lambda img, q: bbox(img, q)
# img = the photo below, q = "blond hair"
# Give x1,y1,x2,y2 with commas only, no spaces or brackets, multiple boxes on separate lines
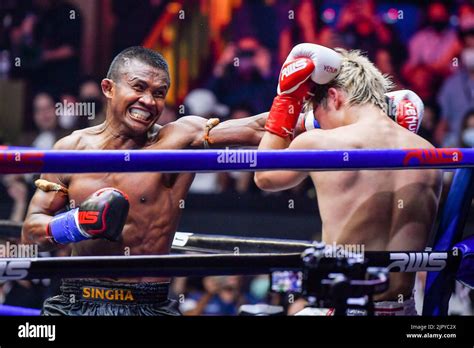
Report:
311,48,393,112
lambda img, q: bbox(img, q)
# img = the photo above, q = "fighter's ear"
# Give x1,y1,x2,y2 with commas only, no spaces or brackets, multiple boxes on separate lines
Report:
326,87,342,110
101,78,114,99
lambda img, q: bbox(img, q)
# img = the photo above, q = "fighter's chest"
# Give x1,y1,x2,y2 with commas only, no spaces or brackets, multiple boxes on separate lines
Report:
66,173,167,205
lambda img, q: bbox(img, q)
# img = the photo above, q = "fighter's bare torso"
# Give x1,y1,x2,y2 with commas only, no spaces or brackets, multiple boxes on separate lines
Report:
307,116,442,299
22,112,265,283
48,122,196,282
63,126,193,257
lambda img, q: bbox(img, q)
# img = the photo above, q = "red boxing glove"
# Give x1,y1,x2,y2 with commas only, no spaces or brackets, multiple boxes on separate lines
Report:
385,90,424,133
265,44,342,138
265,58,315,138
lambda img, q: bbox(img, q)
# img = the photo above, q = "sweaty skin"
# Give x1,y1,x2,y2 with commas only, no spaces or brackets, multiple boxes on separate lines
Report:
22,59,265,283
256,103,442,301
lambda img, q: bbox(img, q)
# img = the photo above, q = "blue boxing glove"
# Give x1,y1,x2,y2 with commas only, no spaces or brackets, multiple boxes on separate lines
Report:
48,188,129,244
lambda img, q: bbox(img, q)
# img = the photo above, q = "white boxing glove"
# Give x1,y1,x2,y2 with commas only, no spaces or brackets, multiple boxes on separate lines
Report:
284,43,342,86
385,89,424,133
266,43,341,138
301,89,424,134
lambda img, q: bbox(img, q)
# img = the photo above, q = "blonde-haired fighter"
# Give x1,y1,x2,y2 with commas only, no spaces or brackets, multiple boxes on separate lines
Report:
255,45,442,315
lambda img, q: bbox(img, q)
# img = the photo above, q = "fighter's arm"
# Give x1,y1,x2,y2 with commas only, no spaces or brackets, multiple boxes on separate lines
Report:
254,131,315,192
203,113,267,148
21,138,74,251
157,44,342,149
154,113,267,149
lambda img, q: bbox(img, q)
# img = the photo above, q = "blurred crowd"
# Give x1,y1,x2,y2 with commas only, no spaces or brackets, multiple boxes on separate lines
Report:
1,0,474,315
2,0,474,200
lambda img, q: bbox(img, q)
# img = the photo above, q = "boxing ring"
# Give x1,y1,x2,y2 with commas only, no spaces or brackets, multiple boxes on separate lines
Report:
0,147,473,315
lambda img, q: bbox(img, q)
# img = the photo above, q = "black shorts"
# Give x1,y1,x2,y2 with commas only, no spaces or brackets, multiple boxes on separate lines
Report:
41,279,181,316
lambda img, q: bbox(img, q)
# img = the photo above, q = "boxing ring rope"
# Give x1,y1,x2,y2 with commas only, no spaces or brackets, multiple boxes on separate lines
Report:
171,232,315,253
0,304,40,316
1,223,465,278
0,148,470,174
0,222,465,268
0,248,465,280
0,253,302,279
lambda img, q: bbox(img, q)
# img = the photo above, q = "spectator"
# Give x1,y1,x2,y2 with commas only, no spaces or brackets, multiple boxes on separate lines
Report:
278,0,318,64
248,275,270,304
78,77,106,127
403,1,461,81
10,0,82,95
57,93,80,130
20,91,66,148
184,88,228,194
459,3,474,32
184,88,228,119
374,47,405,89
183,276,248,316
15,92,66,212
336,0,400,61
0,280,47,309
229,0,279,51
1,175,28,223
218,105,257,194
459,109,474,147
436,24,474,146
317,25,343,49
405,64,440,104
207,37,275,114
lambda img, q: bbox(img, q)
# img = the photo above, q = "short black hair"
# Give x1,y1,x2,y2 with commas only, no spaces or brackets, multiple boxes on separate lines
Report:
106,46,170,84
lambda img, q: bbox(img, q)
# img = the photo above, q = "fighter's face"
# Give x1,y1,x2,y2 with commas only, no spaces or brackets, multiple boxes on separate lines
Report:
107,59,169,135
312,87,346,129
312,103,333,128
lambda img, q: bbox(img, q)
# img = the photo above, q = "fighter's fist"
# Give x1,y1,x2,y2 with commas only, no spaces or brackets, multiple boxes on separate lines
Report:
48,188,129,244
266,44,342,138
77,188,129,241
385,90,424,133
301,89,424,135
277,57,315,99
284,43,342,85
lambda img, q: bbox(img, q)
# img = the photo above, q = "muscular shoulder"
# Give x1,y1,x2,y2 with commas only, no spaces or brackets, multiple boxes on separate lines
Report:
408,131,436,149
154,116,207,149
53,125,103,150
388,120,435,149
53,131,81,150
160,116,206,133
291,128,358,150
